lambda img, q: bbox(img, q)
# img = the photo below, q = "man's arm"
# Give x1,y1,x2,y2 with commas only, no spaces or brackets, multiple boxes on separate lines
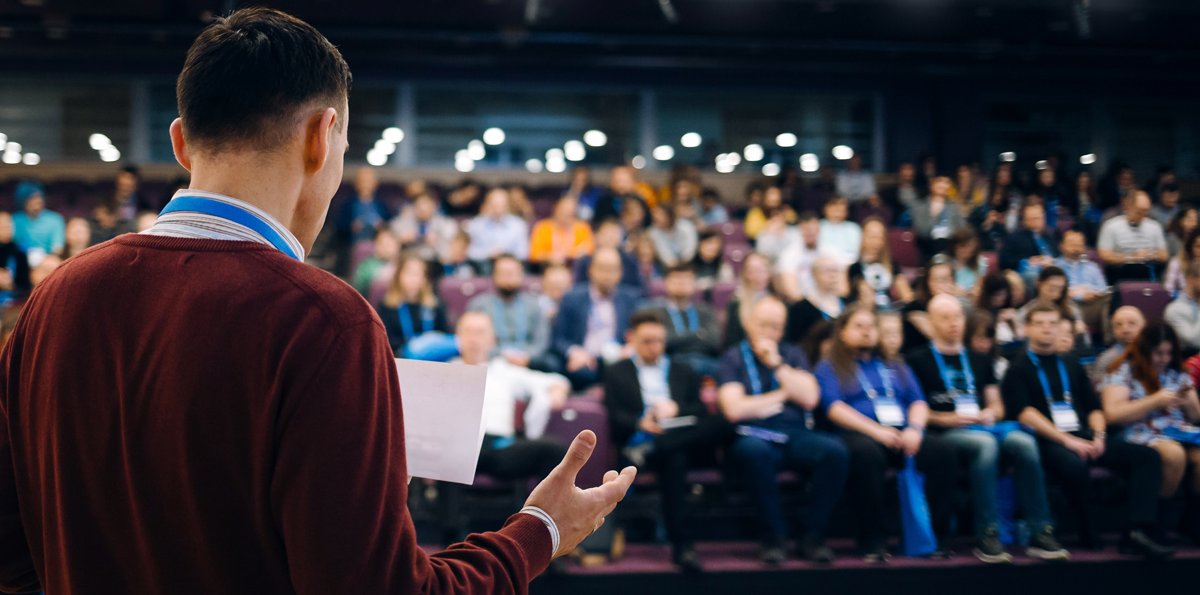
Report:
717,382,788,423
1165,303,1200,349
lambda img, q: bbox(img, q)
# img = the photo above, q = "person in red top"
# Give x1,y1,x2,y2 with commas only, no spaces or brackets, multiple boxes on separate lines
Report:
0,8,634,594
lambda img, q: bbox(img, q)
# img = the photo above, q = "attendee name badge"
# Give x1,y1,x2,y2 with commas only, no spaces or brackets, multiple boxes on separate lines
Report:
931,224,950,240
953,393,981,418
874,397,906,427
1050,402,1080,432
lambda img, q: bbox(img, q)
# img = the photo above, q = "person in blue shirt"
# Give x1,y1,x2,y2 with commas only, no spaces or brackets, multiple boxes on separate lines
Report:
335,167,391,275
816,304,957,562
11,181,65,261
717,294,849,565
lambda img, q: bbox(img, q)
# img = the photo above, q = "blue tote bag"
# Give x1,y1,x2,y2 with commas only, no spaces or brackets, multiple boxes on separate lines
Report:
897,456,938,557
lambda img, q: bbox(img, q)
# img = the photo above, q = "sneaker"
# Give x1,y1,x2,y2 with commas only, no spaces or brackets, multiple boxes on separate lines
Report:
973,527,1012,564
798,534,835,564
1026,527,1071,562
673,543,703,574
760,539,787,565
929,535,954,560
1117,529,1175,560
860,538,891,564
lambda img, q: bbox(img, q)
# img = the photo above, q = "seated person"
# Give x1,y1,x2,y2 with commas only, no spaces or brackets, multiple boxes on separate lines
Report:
441,229,478,279
849,217,912,307
0,213,31,299
552,248,640,389
1000,202,1058,285
390,191,459,262
754,205,800,264
974,270,1023,352
648,204,699,268
466,188,530,268
691,229,735,291
724,252,774,349
718,295,849,564
1056,229,1109,339
1097,190,1169,283
538,263,573,320
1001,303,1173,558
646,265,721,378
467,254,551,369
604,311,733,572
786,256,845,346
629,229,662,284
817,305,958,561
698,188,729,227
1164,228,1200,295
89,201,133,246
948,229,987,299
351,229,399,296
12,181,65,261
376,253,450,356
1015,267,1089,347
901,258,958,354
574,218,643,293
744,186,793,240
777,211,828,302
817,195,862,268
1166,260,1200,356
907,296,1069,563
1091,306,1145,386
877,311,904,361
529,195,594,265
911,176,969,260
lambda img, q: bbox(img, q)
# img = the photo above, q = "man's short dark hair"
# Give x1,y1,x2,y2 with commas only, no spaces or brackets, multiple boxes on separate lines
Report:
120,165,140,177
1024,301,1062,323
664,263,694,277
1162,183,1180,194
629,309,666,331
798,210,820,223
177,7,352,154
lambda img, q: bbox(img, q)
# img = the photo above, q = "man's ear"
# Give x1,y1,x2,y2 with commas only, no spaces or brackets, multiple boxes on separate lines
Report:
169,119,191,172
303,107,338,174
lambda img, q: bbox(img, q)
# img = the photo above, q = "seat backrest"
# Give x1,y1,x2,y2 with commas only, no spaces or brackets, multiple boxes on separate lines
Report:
349,240,376,276
720,221,746,245
439,277,494,326
1118,281,1171,321
723,243,752,276
367,264,395,308
542,397,613,489
889,228,918,268
647,279,667,299
710,281,738,313
980,251,998,274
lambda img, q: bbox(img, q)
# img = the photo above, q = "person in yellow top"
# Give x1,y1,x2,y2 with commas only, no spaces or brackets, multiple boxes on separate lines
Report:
529,195,595,264
743,186,796,239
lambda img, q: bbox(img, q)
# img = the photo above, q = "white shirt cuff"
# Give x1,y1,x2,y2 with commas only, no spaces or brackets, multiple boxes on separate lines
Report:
519,505,560,557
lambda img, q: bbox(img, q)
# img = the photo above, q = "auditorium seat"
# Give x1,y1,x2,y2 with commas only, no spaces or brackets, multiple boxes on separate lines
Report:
439,277,494,326
710,281,737,313
349,240,376,275
367,264,395,307
889,228,918,268
981,251,998,274
1118,281,1171,320
719,221,746,246
544,397,613,489
723,243,751,276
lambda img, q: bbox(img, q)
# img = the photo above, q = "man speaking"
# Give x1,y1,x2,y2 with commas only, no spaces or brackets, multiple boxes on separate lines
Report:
0,8,635,594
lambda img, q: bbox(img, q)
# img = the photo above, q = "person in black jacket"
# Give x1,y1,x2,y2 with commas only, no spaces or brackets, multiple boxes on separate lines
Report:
1000,201,1058,283
646,264,722,377
603,310,732,572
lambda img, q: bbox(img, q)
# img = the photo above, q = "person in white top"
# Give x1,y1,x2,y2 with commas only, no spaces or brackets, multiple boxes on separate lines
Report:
1164,260,1200,353
778,211,837,302
836,155,877,203
817,195,862,269
466,188,530,264
1097,191,1169,283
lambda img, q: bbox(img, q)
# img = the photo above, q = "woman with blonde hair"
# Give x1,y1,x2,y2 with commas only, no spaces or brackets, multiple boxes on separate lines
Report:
376,253,449,356
723,251,777,349
849,217,912,307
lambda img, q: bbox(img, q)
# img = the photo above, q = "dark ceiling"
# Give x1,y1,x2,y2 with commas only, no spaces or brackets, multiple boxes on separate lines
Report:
1,1,1198,83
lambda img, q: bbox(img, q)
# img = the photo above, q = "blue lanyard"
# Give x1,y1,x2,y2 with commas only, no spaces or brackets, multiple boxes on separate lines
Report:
1028,351,1071,403
668,305,699,334
855,359,895,400
493,296,528,347
160,196,300,261
1033,235,1051,256
932,348,975,397
740,341,779,395
398,304,434,340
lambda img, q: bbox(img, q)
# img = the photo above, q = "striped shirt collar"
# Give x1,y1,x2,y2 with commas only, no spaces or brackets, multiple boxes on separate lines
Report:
141,189,305,260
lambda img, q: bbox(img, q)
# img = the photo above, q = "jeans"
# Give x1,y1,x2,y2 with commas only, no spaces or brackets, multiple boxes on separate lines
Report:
729,427,849,542
941,428,1053,537
670,352,721,379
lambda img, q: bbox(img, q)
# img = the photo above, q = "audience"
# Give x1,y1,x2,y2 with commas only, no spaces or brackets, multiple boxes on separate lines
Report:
89,202,132,245
1097,190,1168,282
646,265,722,378
786,256,845,346
718,294,848,564
377,253,450,356
552,248,639,389
777,211,828,302
0,213,31,298
947,229,986,298
1091,306,1146,386
466,188,530,266
691,229,734,290
849,217,912,307
12,181,65,262
697,188,730,227
351,229,400,295
538,263,573,320
1165,228,1200,295
391,191,459,262
901,259,957,353
836,155,876,204
1000,202,1059,284
574,218,643,292
911,176,968,260
1164,204,1196,258
648,204,698,268
529,195,594,265
604,310,732,571
60,218,91,260
817,195,861,268
467,254,551,369
1164,260,1200,354
724,252,774,349
335,167,390,257
441,229,476,279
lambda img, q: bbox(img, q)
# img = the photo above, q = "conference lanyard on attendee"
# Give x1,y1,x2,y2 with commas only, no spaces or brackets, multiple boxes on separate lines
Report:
398,304,434,340
1033,234,1051,256
1029,351,1071,403
493,296,527,345
668,305,700,334
740,340,779,395
159,196,300,261
858,359,904,426
932,349,975,398
856,360,895,401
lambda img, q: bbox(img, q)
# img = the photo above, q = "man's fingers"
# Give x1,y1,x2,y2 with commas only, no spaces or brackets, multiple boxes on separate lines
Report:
602,469,619,484
591,467,637,504
552,430,596,482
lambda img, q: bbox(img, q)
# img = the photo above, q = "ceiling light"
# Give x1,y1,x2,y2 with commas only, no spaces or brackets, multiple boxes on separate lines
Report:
652,145,675,161
2,152,19,165
546,148,565,162
680,132,702,148
382,127,405,143
775,133,797,147
366,150,387,166
744,144,764,162
832,145,854,160
22,153,39,165
1080,153,1097,165
374,139,396,155
467,140,486,161
762,163,781,176
583,130,607,147
631,155,647,169
88,134,110,151
525,159,544,173
546,159,566,173
99,146,121,162
564,140,586,162
0,133,7,146
5,142,21,154
483,127,506,146
1000,152,1017,162
800,153,820,173
1035,160,1049,170
725,152,741,166
455,158,476,173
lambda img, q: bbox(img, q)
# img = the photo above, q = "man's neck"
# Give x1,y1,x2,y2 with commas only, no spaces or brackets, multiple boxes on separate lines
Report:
187,157,305,244
932,339,963,354
592,284,614,299
25,210,41,220
669,296,691,310
1030,343,1056,356
461,353,489,366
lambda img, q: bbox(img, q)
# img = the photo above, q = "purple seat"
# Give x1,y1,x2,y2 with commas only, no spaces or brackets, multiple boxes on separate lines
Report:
367,265,395,308
1118,281,1170,321
532,199,556,221
889,228,918,269
439,277,494,326
349,240,376,276
543,397,613,489
723,243,752,277
521,276,543,294
719,221,746,245
980,251,998,275
648,279,667,299
711,281,738,313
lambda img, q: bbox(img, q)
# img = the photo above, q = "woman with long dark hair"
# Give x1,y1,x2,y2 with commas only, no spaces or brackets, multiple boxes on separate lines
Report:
1015,266,1088,345
1165,227,1200,295
1101,322,1200,543
974,270,1021,349
814,305,957,560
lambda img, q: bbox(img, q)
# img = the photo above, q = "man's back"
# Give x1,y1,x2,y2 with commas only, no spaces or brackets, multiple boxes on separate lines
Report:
0,234,550,594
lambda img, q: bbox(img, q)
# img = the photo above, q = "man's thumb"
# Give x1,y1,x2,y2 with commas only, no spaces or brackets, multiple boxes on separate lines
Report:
555,430,596,480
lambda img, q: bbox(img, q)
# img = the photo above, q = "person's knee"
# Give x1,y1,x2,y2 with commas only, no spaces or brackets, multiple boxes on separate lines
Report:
817,435,850,469
1003,430,1040,462
731,437,775,471
845,436,887,468
1156,440,1186,474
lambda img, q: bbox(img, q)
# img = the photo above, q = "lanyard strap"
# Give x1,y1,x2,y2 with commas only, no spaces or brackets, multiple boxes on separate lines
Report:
1029,351,1071,403
1033,234,1051,256
398,304,433,340
856,359,895,400
931,348,975,397
160,196,300,261
493,296,527,346
741,341,779,396
668,305,699,334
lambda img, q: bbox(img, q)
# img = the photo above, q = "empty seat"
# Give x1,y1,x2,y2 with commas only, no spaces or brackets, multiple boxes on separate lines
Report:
723,243,752,276
719,221,746,245
543,397,613,489
1118,281,1171,321
889,228,918,268
439,277,494,326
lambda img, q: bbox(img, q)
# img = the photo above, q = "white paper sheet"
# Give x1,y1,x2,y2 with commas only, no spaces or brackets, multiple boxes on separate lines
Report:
395,358,489,485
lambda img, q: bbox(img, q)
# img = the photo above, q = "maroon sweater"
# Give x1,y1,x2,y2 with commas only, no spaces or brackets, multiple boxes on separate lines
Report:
0,235,551,594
